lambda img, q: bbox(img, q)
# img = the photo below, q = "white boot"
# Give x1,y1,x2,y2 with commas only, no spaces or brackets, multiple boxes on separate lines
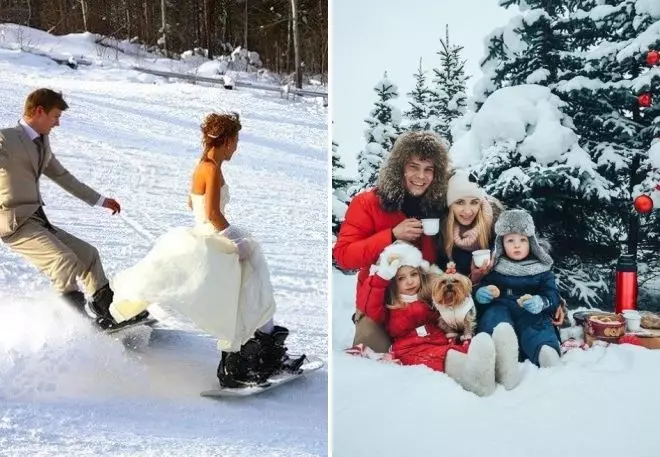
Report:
445,333,496,397
538,345,561,368
492,323,522,390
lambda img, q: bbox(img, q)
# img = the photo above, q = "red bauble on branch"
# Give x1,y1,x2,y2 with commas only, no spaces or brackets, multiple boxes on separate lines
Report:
647,50,660,66
634,194,654,214
638,93,652,107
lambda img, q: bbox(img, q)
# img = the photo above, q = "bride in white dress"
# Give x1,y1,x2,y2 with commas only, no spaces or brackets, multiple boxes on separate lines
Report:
109,112,303,387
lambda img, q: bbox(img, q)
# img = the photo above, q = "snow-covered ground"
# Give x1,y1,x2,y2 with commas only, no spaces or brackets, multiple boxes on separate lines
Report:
0,28,327,456
332,270,660,457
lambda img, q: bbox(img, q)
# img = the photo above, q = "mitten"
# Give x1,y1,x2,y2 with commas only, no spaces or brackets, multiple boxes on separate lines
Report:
376,258,400,281
521,295,545,314
475,286,494,304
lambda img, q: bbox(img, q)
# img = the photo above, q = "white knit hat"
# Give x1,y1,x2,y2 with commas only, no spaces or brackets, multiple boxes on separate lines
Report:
370,241,431,275
446,171,484,206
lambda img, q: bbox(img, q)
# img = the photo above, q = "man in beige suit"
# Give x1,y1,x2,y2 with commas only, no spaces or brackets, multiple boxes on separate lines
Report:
0,88,147,329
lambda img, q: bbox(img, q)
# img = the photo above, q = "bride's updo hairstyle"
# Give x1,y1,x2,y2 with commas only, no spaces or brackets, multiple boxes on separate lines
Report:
200,111,242,152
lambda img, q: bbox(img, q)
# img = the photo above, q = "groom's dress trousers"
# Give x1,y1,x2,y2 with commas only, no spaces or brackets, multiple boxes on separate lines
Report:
0,122,108,294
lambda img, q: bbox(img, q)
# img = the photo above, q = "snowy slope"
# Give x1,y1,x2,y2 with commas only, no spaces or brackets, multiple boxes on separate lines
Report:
0,29,327,456
332,270,660,457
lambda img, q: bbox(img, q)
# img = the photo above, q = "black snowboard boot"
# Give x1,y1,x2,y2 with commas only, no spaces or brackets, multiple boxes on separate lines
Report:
217,347,261,388
216,326,306,388
253,325,306,382
61,290,90,317
90,284,151,330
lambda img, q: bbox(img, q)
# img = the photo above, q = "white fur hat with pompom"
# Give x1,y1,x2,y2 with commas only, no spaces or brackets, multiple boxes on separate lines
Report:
369,241,431,275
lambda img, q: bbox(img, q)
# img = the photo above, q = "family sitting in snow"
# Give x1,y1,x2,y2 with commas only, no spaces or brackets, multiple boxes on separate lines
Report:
333,131,564,396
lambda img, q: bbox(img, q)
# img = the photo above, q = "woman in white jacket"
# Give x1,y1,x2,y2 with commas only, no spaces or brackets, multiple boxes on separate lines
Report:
110,112,304,387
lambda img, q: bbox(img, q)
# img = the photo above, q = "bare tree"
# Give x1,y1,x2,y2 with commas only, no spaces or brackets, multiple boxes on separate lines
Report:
77,0,88,31
203,0,214,58
159,0,167,55
243,0,248,49
291,0,302,88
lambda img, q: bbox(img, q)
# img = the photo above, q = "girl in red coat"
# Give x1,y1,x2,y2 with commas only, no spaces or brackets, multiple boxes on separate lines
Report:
359,241,501,396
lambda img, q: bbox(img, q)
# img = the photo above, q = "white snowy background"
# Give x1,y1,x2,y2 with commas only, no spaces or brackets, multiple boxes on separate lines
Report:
0,25,327,456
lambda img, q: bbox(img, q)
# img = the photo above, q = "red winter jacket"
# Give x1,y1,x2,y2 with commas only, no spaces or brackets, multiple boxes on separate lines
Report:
359,274,468,372
333,190,437,293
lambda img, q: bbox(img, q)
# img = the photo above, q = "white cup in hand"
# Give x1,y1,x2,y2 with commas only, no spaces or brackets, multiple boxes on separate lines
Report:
421,218,440,236
472,249,491,268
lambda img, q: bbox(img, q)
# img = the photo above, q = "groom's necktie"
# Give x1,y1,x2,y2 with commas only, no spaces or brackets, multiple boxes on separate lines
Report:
30,135,54,231
33,135,44,172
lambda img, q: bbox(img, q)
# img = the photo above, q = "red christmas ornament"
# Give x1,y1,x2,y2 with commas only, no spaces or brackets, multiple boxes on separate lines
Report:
634,194,654,214
638,93,652,107
647,50,660,66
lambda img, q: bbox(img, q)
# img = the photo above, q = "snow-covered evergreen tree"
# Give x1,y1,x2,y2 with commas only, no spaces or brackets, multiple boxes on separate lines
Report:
332,140,354,236
455,0,660,308
474,0,572,107
404,58,432,131
353,73,401,194
428,26,468,144
554,0,660,305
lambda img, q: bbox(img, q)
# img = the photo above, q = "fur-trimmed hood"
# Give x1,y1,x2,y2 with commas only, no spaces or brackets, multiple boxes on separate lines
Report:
375,131,451,216
493,209,553,266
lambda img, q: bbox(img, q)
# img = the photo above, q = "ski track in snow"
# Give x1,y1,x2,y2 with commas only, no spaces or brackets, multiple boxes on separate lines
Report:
0,49,327,456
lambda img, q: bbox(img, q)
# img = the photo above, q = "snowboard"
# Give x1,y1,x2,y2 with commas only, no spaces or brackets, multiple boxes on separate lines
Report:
104,317,159,335
200,355,324,398
104,317,159,351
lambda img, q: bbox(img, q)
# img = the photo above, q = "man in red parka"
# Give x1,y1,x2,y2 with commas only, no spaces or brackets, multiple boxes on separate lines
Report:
333,131,452,352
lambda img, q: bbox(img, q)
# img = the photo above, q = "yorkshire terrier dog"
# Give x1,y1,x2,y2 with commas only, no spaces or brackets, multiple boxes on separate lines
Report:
431,262,477,342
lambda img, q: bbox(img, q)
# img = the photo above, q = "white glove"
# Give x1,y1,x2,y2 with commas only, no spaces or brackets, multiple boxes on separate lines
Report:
235,239,251,260
376,257,400,281
221,225,243,241
221,225,252,260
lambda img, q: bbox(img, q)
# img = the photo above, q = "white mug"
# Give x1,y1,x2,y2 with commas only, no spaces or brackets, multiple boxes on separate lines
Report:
421,218,440,236
472,249,491,268
623,310,642,332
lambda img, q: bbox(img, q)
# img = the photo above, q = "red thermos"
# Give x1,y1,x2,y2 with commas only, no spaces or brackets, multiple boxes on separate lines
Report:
614,254,638,313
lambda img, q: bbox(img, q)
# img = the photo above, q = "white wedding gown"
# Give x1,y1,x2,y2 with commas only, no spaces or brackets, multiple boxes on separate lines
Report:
110,184,276,351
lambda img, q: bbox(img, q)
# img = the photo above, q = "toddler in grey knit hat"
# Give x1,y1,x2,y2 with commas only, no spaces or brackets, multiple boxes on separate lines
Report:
473,209,562,368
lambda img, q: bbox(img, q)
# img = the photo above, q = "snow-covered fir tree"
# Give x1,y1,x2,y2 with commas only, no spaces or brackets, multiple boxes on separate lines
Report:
474,0,572,107
455,0,660,308
353,73,401,194
404,58,433,131
332,140,354,236
428,26,468,144
554,0,660,304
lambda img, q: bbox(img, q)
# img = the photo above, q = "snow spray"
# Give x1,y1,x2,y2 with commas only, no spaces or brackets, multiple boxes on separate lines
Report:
615,253,638,313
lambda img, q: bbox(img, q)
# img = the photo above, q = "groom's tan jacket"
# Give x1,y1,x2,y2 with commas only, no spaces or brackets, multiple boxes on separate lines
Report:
0,124,101,237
